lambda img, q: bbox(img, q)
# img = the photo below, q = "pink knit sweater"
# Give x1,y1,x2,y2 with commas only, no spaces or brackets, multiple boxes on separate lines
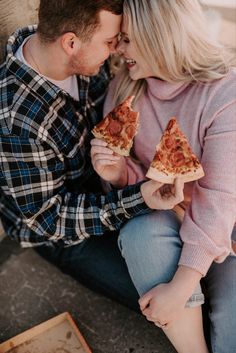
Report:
104,69,236,276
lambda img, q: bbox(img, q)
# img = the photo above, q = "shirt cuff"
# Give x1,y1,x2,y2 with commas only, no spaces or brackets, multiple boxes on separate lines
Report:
120,183,150,218
178,243,215,276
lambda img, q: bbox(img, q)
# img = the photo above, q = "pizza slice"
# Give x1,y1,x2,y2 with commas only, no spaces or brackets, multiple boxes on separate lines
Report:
146,117,204,184
92,95,139,156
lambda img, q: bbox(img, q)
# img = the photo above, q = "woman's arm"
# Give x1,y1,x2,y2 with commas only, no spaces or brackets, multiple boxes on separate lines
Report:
140,102,236,327
179,102,236,276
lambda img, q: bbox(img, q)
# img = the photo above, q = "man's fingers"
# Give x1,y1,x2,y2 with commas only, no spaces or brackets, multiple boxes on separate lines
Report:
90,138,107,147
94,154,120,162
91,145,114,157
92,153,121,170
94,159,118,168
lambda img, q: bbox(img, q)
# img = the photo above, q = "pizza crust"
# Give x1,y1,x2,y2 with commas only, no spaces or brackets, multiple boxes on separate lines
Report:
146,117,205,184
146,166,205,184
108,145,130,156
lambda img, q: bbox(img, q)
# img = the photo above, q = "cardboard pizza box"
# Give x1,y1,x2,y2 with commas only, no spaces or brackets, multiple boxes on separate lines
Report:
0,312,92,353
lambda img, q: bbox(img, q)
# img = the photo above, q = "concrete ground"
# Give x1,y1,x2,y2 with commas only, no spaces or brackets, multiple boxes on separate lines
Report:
0,236,176,353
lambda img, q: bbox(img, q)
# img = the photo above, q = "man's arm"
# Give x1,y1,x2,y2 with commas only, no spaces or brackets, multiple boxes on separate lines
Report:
0,134,150,246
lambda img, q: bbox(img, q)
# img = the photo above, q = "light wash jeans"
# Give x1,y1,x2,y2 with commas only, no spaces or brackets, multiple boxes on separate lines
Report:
36,210,236,353
118,210,236,353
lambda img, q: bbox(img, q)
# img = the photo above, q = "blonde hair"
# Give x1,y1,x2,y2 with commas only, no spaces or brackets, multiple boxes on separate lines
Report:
113,0,234,106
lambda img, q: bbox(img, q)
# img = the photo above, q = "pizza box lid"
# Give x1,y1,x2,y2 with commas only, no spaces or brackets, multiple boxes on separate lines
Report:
0,312,92,353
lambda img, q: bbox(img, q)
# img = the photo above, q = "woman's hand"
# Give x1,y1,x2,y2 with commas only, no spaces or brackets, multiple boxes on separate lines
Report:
91,138,128,187
139,282,186,329
140,178,184,210
139,266,203,329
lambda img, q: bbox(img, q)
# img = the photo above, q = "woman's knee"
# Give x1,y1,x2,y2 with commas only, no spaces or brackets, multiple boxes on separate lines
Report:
117,211,183,293
118,210,181,258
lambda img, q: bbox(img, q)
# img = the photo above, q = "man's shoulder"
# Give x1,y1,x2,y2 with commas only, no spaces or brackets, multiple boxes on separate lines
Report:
0,63,18,132
0,58,11,82
0,67,52,139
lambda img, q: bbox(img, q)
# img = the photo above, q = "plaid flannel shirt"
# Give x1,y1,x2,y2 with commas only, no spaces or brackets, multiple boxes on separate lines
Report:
0,26,149,247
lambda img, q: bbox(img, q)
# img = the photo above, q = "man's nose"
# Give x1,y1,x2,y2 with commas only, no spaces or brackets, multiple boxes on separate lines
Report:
110,43,117,54
115,41,124,55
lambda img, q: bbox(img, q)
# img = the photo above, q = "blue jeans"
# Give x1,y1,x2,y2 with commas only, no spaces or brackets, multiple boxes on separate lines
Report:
118,211,236,353
35,231,140,312
118,210,204,306
36,212,236,353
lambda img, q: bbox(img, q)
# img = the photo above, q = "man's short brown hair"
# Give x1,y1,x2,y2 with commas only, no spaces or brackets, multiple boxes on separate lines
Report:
37,0,123,43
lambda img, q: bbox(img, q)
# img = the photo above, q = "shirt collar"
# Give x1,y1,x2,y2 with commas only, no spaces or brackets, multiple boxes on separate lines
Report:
146,77,189,100
5,25,90,105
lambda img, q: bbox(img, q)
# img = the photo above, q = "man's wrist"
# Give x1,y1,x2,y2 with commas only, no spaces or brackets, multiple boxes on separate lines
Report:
111,169,128,188
120,183,151,217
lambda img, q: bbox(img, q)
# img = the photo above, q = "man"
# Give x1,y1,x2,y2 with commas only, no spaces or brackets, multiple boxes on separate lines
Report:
0,0,183,310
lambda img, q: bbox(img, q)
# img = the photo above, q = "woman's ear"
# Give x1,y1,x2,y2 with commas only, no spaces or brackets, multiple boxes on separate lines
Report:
61,32,81,55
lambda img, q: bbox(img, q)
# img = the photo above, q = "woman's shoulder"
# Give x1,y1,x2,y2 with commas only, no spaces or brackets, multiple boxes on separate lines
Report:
198,68,236,129
207,68,236,95
193,68,236,109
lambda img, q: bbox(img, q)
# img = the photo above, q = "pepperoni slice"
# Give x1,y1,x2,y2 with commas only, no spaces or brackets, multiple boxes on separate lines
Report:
116,107,128,123
125,124,136,139
166,118,175,131
108,119,122,135
171,151,186,167
164,136,175,150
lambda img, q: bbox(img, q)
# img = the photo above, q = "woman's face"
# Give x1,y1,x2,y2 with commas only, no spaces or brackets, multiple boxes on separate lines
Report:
116,18,154,80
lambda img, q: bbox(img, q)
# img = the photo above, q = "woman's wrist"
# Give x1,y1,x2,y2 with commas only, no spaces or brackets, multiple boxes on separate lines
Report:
171,265,202,302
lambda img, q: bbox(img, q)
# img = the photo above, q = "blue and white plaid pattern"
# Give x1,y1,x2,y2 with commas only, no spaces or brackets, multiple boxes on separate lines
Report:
0,26,149,247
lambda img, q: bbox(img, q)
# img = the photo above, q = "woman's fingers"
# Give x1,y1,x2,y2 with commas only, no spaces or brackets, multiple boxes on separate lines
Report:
173,177,184,202
159,178,184,202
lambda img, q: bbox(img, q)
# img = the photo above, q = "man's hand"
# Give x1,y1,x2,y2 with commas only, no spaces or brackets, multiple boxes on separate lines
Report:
140,178,184,210
91,138,127,187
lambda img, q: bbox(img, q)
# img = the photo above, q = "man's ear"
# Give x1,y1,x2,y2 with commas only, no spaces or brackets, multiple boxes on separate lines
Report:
61,32,82,55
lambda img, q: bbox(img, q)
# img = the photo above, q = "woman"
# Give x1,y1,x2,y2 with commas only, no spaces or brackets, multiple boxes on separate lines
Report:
91,1,236,352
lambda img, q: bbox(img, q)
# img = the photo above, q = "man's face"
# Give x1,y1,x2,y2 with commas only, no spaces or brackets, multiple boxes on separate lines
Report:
70,10,121,76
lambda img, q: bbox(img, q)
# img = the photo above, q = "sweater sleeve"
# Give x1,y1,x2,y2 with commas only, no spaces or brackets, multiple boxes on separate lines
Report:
179,102,236,276
126,157,147,185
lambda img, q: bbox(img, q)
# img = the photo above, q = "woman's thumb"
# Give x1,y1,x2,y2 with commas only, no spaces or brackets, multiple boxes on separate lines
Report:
139,292,152,311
